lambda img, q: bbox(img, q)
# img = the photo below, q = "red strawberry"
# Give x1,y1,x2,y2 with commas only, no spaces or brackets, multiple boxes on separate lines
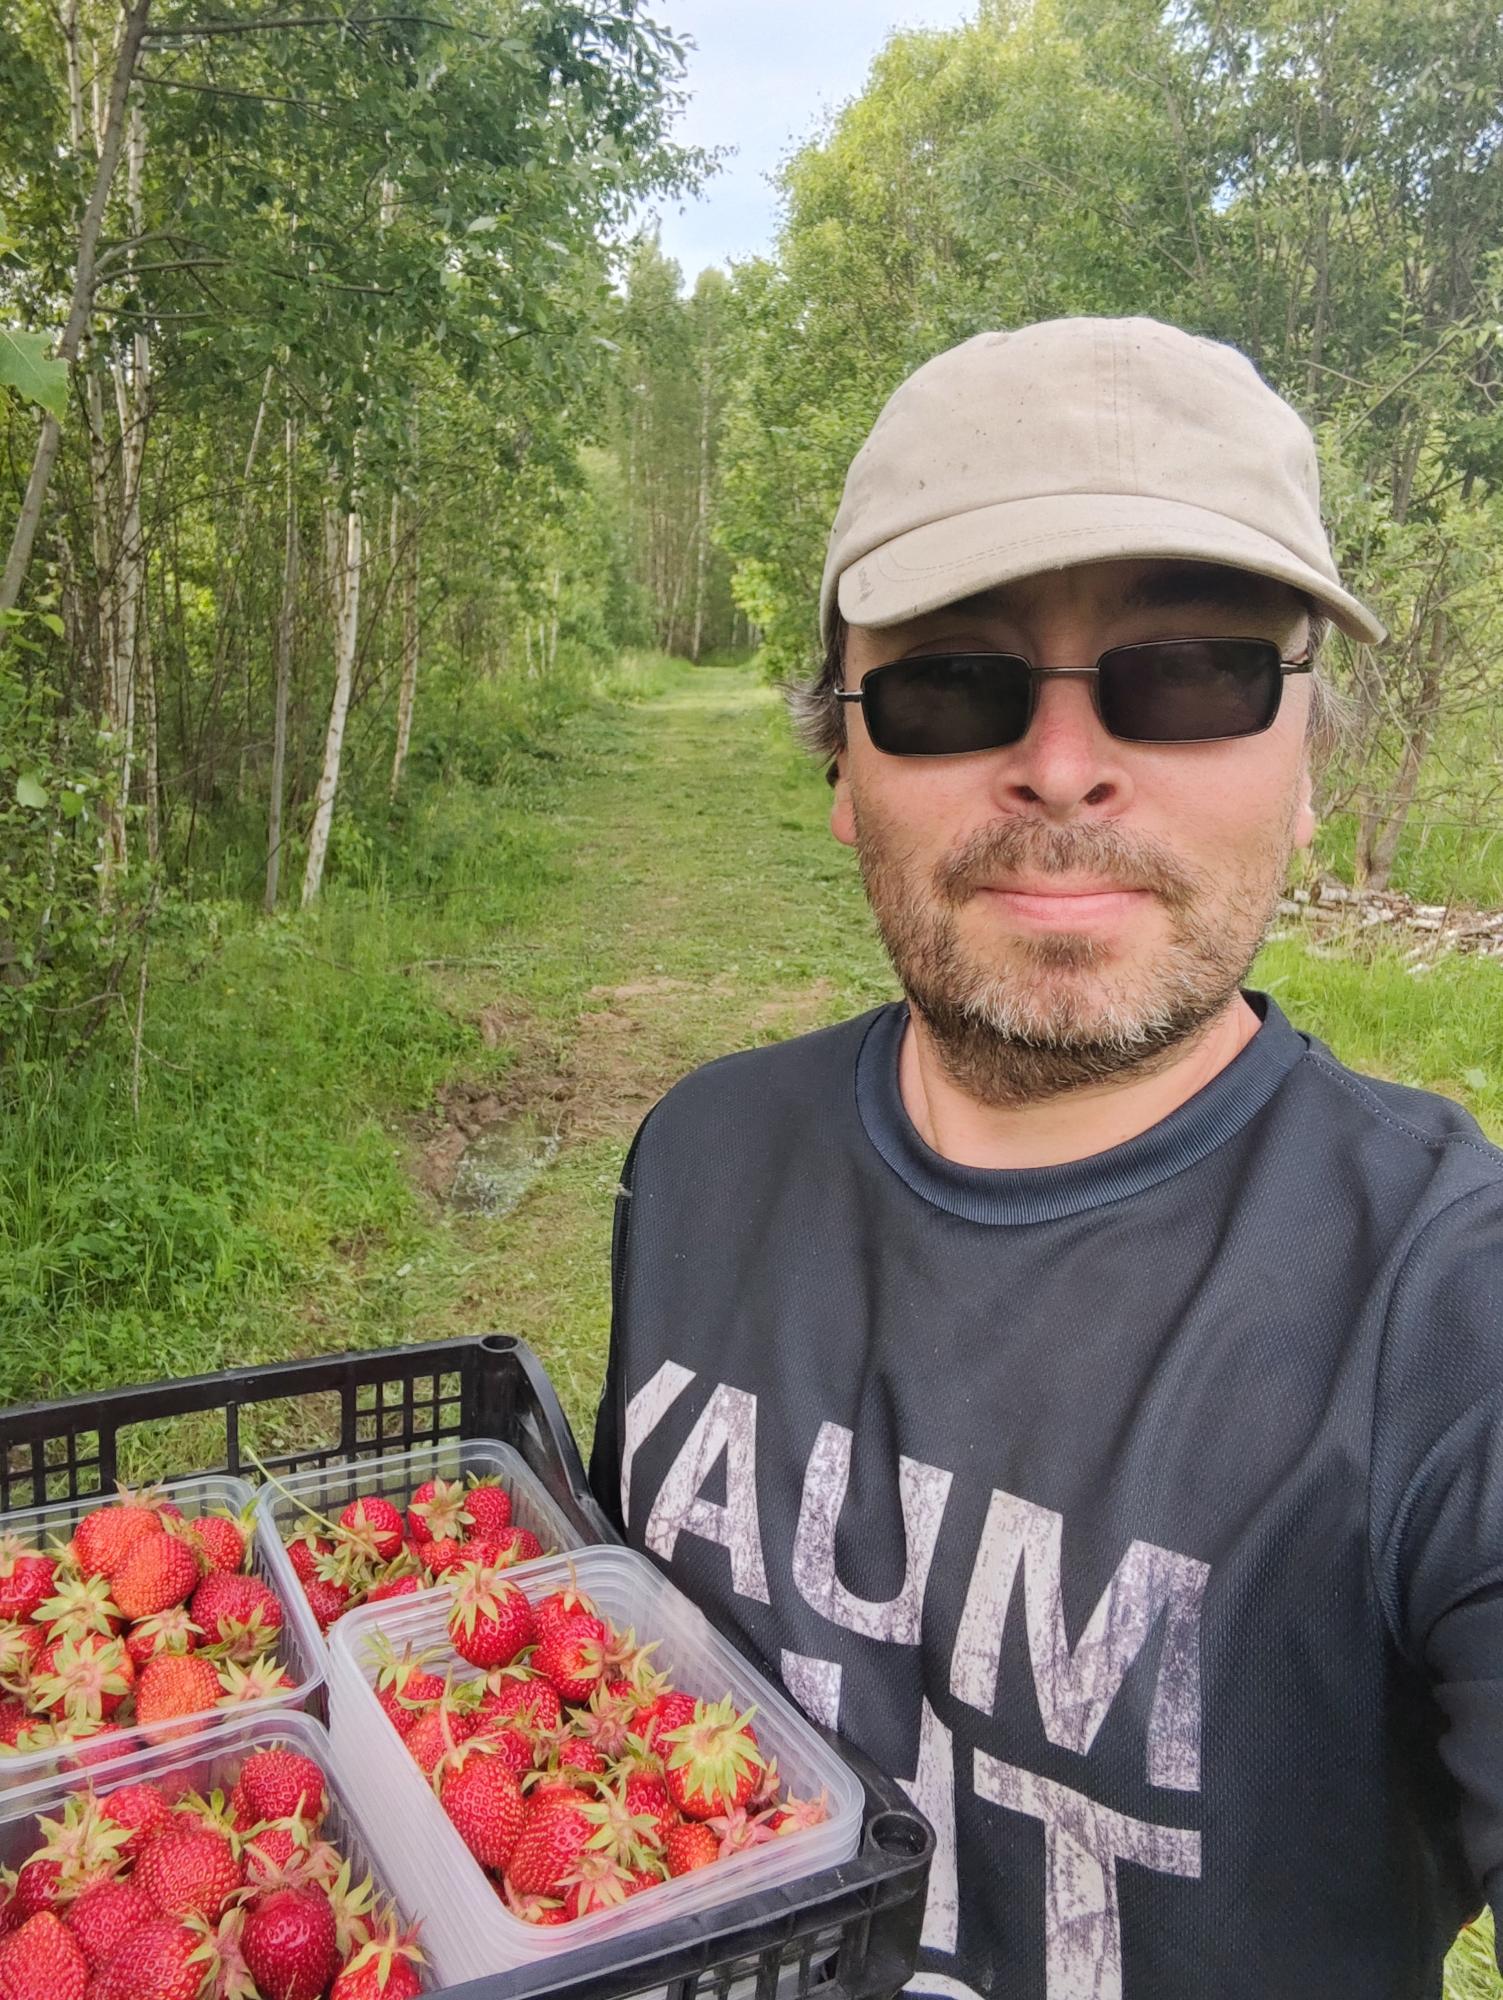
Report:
532,1579,598,1647
73,1504,162,1584
504,1796,595,1897
637,1687,697,1751
188,1575,283,1658
500,1883,570,1925
404,1701,480,1781
12,1863,64,1923
240,1887,337,2000
460,1483,511,1543
36,1573,123,1642
365,1576,420,1605
447,1567,534,1670
285,1536,332,1589
622,1773,675,1851
491,1527,542,1566
92,1918,209,2000
181,1515,246,1577
124,1607,202,1671
559,1850,635,1920
664,1821,719,1876
235,1750,326,1828
242,1818,313,1889
531,1614,608,1705
102,1781,173,1860
136,1654,221,1735
337,1500,405,1567
136,1824,244,1923
439,1749,526,1869
0,1696,29,1746
302,1580,351,1632
0,1539,56,1624
113,1535,200,1624
370,1644,446,1740
661,1699,765,1821
328,1918,424,2000
0,1620,46,1691
0,1910,88,2000
482,1673,561,1736
417,1538,465,1579
405,1481,466,1545
33,1633,134,1725
63,1880,156,1971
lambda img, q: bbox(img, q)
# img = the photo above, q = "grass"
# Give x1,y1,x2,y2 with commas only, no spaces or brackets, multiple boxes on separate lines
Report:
3,656,1500,1995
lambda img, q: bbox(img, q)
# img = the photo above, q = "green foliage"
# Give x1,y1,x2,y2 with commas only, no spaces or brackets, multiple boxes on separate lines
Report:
0,326,66,417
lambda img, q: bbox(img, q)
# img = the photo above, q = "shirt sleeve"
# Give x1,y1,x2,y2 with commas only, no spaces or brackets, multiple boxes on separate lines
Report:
1370,1181,1503,1947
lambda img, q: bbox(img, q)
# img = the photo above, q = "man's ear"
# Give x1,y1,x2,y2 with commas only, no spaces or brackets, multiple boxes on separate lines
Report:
830,755,856,848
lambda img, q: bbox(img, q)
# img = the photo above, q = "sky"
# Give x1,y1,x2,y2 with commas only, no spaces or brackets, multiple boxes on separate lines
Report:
640,0,978,285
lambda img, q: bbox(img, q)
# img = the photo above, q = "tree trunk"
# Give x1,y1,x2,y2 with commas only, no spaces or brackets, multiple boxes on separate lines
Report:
389,500,419,800
690,340,712,663
1356,613,1445,891
0,0,153,621
301,498,362,907
265,419,298,912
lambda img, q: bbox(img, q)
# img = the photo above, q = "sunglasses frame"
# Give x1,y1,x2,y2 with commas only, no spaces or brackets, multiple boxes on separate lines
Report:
835,638,1314,755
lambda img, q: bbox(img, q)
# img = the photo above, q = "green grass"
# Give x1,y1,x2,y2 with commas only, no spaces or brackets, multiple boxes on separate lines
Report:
3,656,1499,1995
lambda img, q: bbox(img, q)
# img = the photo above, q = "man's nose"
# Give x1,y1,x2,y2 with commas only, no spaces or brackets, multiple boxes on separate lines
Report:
988,671,1134,818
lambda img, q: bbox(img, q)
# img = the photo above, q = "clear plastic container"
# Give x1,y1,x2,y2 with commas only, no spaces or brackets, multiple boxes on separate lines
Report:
0,1708,426,1986
0,1474,325,1793
325,1546,864,1988
254,1438,585,1655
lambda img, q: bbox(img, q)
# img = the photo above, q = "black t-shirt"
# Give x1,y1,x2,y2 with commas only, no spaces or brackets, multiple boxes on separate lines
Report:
589,995,1503,1999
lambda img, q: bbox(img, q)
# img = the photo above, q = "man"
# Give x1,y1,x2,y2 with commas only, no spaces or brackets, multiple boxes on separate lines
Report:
589,318,1503,1998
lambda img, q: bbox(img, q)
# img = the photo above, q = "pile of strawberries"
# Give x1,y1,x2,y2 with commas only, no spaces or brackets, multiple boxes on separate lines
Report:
372,1568,827,1926
277,1478,544,1635
0,1745,422,2000
0,1491,294,1761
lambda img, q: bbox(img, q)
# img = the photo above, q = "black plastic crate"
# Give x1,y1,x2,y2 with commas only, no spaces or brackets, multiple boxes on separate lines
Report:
0,1335,933,2000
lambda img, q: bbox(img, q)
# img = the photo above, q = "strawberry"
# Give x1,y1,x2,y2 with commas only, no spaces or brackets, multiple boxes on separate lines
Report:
302,1580,351,1633
0,1620,46,1691
364,1576,420,1606
439,1748,526,1869
405,1481,466,1546
12,1863,64,1922
500,1884,569,1926
125,1608,202,1671
490,1527,541,1567
416,1539,465,1580
504,1795,595,1898
664,1821,719,1877
328,1917,424,2000
240,1887,337,2000
113,1535,200,1624
136,1825,243,1923
188,1576,282,1660
404,1699,480,1781
369,1644,445,1740
0,1539,56,1624
63,1880,156,1971
215,1657,296,1706
531,1614,608,1705
577,1779,664,1871
761,1791,829,1833
459,1482,511,1543
284,1535,332,1589
73,1503,162,1584
0,1910,88,2000
481,1672,560,1736
33,1633,134,1726
620,1773,675,1852
569,1682,639,1760
531,1578,598,1647
61,1721,133,1771
336,1501,405,1568
636,1687,696,1751
92,1918,210,2000
558,1850,635,1920
241,1818,313,1890
447,1567,534,1670
234,1750,326,1829
35,1574,122,1642
136,1654,221,1735
180,1515,246,1577
102,1781,173,1860
661,1699,765,1821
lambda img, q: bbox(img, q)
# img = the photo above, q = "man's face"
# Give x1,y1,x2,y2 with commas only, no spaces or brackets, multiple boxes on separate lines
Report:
831,558,1317,1106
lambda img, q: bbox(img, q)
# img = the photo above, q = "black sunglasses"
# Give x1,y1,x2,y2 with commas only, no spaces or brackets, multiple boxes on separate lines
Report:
836,638,1313,756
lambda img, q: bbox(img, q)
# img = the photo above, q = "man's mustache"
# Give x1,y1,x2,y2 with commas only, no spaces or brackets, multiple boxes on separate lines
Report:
935,820,1201,912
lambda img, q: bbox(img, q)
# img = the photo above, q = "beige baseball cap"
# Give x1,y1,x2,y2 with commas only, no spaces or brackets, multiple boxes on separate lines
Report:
821,316,1385,646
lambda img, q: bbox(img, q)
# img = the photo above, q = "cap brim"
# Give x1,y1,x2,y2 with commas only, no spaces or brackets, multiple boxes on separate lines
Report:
830,491,1386,645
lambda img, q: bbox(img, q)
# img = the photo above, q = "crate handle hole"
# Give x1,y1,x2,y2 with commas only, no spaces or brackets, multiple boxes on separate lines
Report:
867,1809,932,1860
479,1335,516,1358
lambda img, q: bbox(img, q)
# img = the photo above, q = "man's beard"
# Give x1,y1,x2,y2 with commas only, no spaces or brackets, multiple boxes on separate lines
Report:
854,805,1297,1109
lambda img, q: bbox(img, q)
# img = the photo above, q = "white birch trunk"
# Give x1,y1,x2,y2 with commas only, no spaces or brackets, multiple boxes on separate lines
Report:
301,499,362,907
265,419,298,911
389,501,419,800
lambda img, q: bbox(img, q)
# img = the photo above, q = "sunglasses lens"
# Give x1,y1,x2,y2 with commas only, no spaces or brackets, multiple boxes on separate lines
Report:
862,654,1032,755
1099,639,1283,741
